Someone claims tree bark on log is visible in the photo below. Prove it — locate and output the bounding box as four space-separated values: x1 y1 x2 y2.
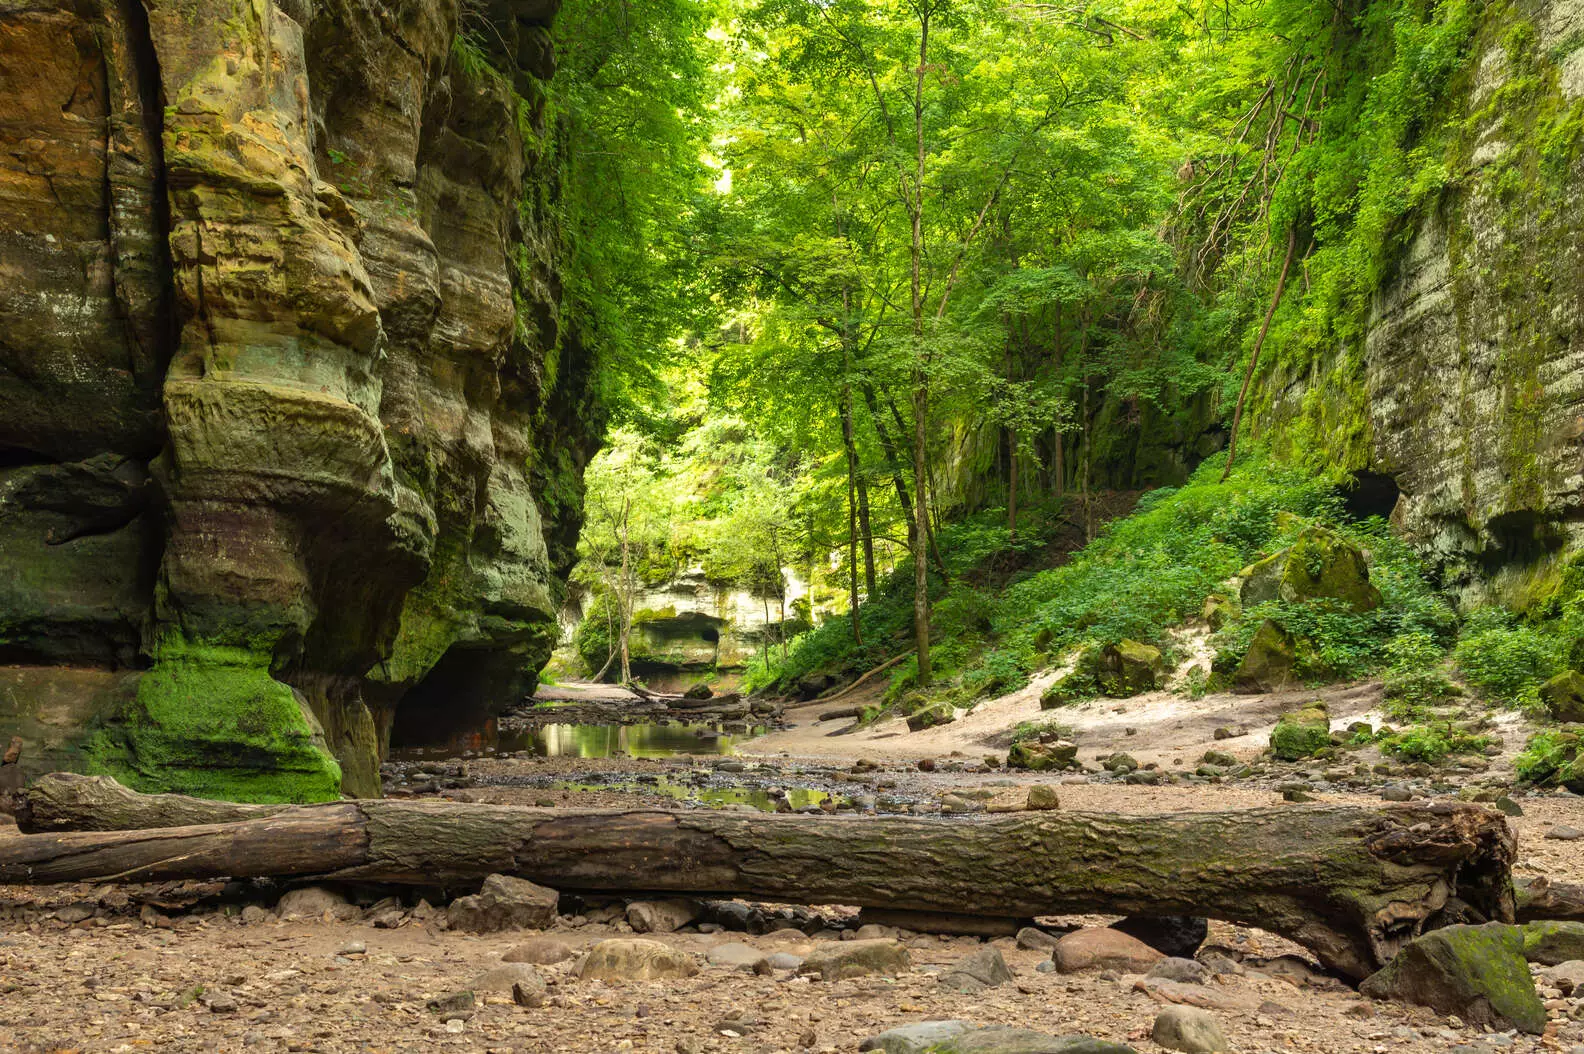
2 775 1515 980
1515 875 1584 922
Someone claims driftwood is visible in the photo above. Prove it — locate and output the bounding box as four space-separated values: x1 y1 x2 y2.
792 651 914 707
1516 875 1584 922
3 774 1516 979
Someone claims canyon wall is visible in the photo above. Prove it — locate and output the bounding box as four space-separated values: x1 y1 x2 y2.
0 0 598 798
1263 0 1584 602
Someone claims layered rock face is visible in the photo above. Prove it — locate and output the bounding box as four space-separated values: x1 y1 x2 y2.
0 0 595 798
1266 0 1584 598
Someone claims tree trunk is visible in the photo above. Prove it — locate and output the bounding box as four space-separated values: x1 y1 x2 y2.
4 775 1516 982
1222 225 1298 482
1008 432 1019 543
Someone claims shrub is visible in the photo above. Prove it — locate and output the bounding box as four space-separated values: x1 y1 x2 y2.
1454 616 1566 706
1514 730 1583 789
1377 724 1491 763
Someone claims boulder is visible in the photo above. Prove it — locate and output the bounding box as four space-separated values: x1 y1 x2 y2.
1007 740 1078 772
1232 620 1297 693
1040 647 1102 709
579 938 700 982
276 885 353 920
1147 958 1210 985
907 703 956 732
502 937 577 965
447 874 559 933
859 1021 975 1053
1151 1007 1228 1054
1540 959 1584 995
1239 526 1381 613
1268 701 1331 761
1540 671 1584 723
937 946 1014 993
1096 640 1163 697
626 898 701 934
1026 785 1060 810
1358 923 1546 1034
1053 927 1164 974
470 962 545 995
798 938 911 981
1201 594 1239 631
683 682 713 700
1110 916 1207 959
1521 920 1584 965
928 1029 1138 1053
1018 926 1062 951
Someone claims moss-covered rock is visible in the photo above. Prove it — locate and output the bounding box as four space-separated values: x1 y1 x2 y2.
1238 526 1381 613
1520 921 1584 966
1269 701 1331 761
1201 594 1239 631
1358 923 1546 1034
1007 740 1078 772
1539 670 1584 723
1096 640 1162 698
1232 620 1297 693
85 639 342 803
906 703 956 732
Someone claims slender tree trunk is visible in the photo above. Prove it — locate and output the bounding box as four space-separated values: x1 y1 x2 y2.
908 9 933 688
858 381 915 530
1222 225 1298 481
1053 303 1066 498
1008 433 1019 543
618 498 632 683
857 475 876 595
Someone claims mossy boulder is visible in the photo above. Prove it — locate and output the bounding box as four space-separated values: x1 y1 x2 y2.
1539 670 1584 723
1520 920 1584 965
1007 740 1078 772
1096 640 1163 698
1232 620 1296 693
1201 594 1239 631
906 703 956 732
1269 701 1330 761
1238 526 1381 613
1359 923 1546 1034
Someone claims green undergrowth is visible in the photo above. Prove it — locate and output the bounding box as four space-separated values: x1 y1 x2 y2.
748 450 1456 711
85 639 343 804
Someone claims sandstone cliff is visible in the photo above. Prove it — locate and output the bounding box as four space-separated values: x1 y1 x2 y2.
0 0 597 798
1263 0 1584 602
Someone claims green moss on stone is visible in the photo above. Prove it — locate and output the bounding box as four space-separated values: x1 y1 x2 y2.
1270 701 1331 761
86 639 342 803
1359 923 1546 1034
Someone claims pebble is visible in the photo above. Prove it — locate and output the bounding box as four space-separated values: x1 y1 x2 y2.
1547 825 1583 841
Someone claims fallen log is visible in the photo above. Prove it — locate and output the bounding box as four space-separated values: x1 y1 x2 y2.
1516 875 1584 922
1 775 1514 980
791 651 914 708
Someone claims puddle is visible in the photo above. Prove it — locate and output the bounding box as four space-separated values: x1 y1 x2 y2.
390 720 768 761
550 776 841 813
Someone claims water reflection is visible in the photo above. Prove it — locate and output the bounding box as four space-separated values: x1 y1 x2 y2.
553 777 837 812
391 720 765 760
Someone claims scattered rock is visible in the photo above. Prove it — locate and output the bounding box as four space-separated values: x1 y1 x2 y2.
1358 923 1546 1034
907 702 956 732
1541 960 1584 995
1147 958 1209 984
798 939 911 981
337 940 366 956
579 938 700 982
626 898 701 934
1547 825 1583 841
937 946 1013 993
1382 784 1415 801
1017 926 1061 952
1151 1006 1229 1053
1053 927 1164 974
446 874 558 933
426 990 475 1017
1007 740 1079 772
1026 784 1060 810
277 886 352 920
765 952 803 970
1109 916 1207 959
502 937 577 965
